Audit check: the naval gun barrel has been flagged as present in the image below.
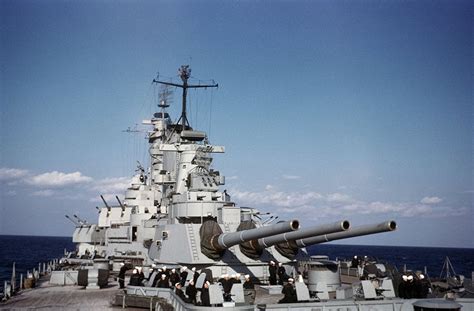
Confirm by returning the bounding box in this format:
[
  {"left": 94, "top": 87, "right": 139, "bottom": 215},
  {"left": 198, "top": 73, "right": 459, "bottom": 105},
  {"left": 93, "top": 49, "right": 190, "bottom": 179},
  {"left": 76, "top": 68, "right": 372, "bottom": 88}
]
[
  {"left": 100, "top": 195, "right": 111, "bottom": 210},
  {"left": 211, "top": 219, "right": 300, "bottom": 251},
  {"left": 258, "top": 220, "right": 350, "bottom": 248},
  {"left": 296, "top": 220, "right": 397, "bottom": 247}
]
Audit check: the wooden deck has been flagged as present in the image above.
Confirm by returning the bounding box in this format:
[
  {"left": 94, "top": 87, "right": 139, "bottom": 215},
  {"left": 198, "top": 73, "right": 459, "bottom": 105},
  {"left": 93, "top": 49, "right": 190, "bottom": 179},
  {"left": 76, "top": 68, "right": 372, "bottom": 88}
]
[{"left": 0, "top": 280, "right": 144, "bottom": 310}]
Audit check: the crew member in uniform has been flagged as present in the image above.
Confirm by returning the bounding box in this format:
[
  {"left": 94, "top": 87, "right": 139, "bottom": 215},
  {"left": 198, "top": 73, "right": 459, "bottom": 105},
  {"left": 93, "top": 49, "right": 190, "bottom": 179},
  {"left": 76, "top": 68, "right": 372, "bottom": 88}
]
[
  {"left": 118, "top": 263, "right": 128, "bottom": 289},
  {"left": 278, "top": 262, "right": 289, "bottom": 285},
  {"left": 279, "top": 278, "right": 297, "bottom": 303},
  {"left": 200, "top": 281, "right": 211, "bottom": 306},
  {"left": 186, "top": 279, "right": 198, "bottom": 305},
  {"left": 415, "top": 273, "right": 430, "bottom": 298},
  {"left": 243, "top": 274, "right": 256, "bottom": 304},
  {"left": 169, "top": 268, "right": 180, "bottom": 287},
  {"left": 179, "top": 266, "right": 188, "bottom": 286},
  {"left": 129, "top": 269, "right": 142, "bottom": 286},
  {"left": 243, "top": 275, "right": 254, "bottom": 289},
  {"left": 175, "top": 283, "right": 191, "bottom": 303},
  {"left": 351, "top": 255, "right": 360, "bottom": 268},
  {"left": 218, "top": 274, "right": 233, "bottom": 301},
  {"left": 269, "top": 261, "right": 277, "bottom": 285},
  {"left": 157, "top": 274, "right": 170, "bottom": 288},
  {"left": 137, "top": 267, "right": 145, "bottom": 285}
]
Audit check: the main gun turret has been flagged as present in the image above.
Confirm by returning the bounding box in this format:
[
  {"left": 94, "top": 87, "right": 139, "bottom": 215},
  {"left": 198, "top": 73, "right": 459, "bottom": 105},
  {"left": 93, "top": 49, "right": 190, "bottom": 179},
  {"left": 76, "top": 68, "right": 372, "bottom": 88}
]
[{"left": 199, "top": 219, "right": 299, "bottom": 259}]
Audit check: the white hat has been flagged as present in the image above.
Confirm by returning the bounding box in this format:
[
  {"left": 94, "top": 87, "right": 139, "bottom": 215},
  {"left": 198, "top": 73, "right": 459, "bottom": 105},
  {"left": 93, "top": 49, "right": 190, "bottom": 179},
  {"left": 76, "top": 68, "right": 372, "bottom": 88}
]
[
  {"left": 171, "top": 268, "right": 176, "bottom": 273},
  {"left": 162, "top": 266, "right": 167, "bottom": 270},
  {"left": 402, "top": 275, "right": 408, "bottom": 281},
  {"left": 270, "top": 261, "right": 275, "bottom": 265},
  {"left": 245, "top": 274, "right": 250, "bottom": 279},
  {"left": 407, "top": 275, "right": 414, "bottom": 281},
  {"left": 191, "top": 267, "right": 196, "bottom": 272},
  {"left": 278, "top": 262, "right": 282, "bottom": 266},
  {"left": 151, "top": 263, "right": 156, "bottom": 268},
  {"left": 120, "top": 262, "right": 125, "bottom": 266},
  {"left": 132, "top": 269, "right": 138, "bottom": 274},
  {"left": 161, "top": 274, "right": 166, "bottom": 279},
  {"left": 175, "top": 282, "right": 181, "bottom": 287},
  {"left": 288, "top": 278, "right": 294, "bottom": 282},
  {"left": 419, "top": 274, "right": 425, "bottom": 280}
]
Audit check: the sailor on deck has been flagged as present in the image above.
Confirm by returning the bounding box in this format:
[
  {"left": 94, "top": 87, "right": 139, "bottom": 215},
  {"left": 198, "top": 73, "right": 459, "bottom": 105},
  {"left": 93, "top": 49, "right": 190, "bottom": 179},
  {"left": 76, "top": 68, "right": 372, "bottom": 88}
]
[
  {"left": 269, "top": 261, "right": 277, "bottom": 285},
  {"left": 279, "top": 278, "right": 297, "bottom": 303}
]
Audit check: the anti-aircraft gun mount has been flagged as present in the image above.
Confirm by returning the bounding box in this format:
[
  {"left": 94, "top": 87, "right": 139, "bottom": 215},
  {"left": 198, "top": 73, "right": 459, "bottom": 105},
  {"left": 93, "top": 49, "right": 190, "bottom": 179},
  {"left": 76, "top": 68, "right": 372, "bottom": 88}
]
[{"left": 67, "top": 65, "right": 398, "bottom": 281}]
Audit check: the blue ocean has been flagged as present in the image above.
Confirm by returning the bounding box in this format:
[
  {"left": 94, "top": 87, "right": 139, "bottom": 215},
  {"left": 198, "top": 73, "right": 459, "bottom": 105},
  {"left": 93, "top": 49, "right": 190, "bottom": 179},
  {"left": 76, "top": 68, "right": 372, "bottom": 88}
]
[{"left": 1, "top": 235, "right": 473, "bottom": 293}]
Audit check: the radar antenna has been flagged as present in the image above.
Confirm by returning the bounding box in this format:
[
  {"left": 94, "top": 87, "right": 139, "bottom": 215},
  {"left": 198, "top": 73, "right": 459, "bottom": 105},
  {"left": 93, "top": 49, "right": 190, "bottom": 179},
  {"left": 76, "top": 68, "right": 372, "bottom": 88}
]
[
  {"left": 153, "top": 65, "right": 218, "bottom": 129},
  {"left": 158, "top": 84, "right": 173, "bottom": 109}
]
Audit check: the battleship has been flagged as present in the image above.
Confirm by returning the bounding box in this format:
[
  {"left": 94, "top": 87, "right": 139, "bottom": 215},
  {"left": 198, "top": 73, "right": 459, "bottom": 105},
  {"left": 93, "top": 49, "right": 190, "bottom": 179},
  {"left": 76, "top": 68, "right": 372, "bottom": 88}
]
[{"left": 2, "top": 66, "right": 473, "bottom": 310}]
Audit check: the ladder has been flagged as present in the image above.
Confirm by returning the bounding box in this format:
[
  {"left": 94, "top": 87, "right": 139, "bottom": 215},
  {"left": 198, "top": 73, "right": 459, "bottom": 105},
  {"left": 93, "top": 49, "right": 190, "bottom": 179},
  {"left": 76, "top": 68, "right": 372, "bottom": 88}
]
[{"left": 186, "top": 224, "right": 200, "bottom": 261}]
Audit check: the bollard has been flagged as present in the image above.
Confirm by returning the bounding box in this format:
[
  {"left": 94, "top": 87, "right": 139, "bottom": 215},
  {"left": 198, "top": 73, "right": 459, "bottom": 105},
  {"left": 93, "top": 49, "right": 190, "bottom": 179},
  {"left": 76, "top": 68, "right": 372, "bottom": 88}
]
[
  {"left": 11, "top": 262, "right": 16, "bottom": 293},
  {"left": 3, "top": 281, "right": 9, "bottom": 300},
  {"left": 20, "top": 274, "right": 23, "bottom": 290},
  {"left": 43, "top": 263, "right": 46, "bottom": 274},
  {"left": 38, "top": 263, "right": 41, "bottom": 275}
]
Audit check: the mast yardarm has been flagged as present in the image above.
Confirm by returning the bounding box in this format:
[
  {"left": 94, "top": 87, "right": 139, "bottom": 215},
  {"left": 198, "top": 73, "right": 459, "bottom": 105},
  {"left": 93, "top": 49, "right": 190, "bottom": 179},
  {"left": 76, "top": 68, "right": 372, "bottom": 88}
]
[{"left": 153, "top": 65, "right": 218, "bottom": 128}]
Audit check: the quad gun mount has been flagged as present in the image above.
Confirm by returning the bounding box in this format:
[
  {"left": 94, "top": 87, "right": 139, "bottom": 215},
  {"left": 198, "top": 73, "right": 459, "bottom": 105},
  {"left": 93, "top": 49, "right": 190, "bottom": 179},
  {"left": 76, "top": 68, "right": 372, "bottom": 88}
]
[{"left": 70, "top": 66, "right": 397, "bottom": 281}]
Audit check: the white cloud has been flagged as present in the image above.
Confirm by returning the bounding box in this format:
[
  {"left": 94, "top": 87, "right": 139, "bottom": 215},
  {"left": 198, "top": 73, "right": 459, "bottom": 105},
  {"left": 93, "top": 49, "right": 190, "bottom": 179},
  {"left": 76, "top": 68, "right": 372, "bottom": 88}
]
[
  {"left": 420, "top": 196, "right": 442, "bottom": 204},
  {"left": 0, "top": 168, "right": 29, "bottom": 181},
  {"left": 327, "top": 193, "right": 353, "bottom": 203},
  {"left": 282, "top": 175, "right": 301, "bottom": 180},
  {"left": 226, "top": 176, "right": 239, "bottom": 181},
  {"left": 26, "top": 171, "right": 93, "bottom": 187},
  {"left": 231, "top": 187, "right": 324, "bottom": 209},
  {"left": 227, "top": 186, "right": 466, "bottom": 219},
  {"left": 88, "top": 177, "right": 130, "bottom": 203},
  {"left": 91, "top": 177, "right": 131, "bottom": 193},
  {"left": 31, "top": 189, "right": 55, "bottom": 197}
]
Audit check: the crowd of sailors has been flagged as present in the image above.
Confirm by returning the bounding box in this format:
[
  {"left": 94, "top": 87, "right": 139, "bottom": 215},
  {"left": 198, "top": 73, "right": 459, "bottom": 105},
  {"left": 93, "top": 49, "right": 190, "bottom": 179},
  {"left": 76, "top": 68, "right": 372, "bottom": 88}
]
[
  {"left": 268, "top": 260, "right": 304, "bottom": 303},
  {"left": 115, "top": 257, "right": 433, "bottom": 305},
  {"left": 398, "top": 271, "right": 430, "bottom": 299},
  {"left": 351, "top": 255, "right": 431, "bottom": 299},
  {"left": 118, "top": 263, "right": 256, "bottom": 306}
]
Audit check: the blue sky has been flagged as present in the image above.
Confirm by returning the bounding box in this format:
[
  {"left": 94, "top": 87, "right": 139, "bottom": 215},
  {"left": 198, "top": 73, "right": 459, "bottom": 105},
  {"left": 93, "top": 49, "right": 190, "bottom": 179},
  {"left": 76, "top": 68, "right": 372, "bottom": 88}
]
[{"left": 1, "top": 0, "right": 472, "bottom": 248}]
